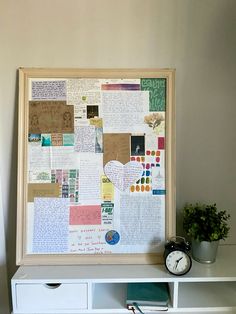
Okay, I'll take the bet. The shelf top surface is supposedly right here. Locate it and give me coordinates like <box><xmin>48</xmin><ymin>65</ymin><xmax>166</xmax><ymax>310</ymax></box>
<box><xmin>12</xmin><ymin>245</ymin><xmax>236</xmax><ymax>283</ymax></box>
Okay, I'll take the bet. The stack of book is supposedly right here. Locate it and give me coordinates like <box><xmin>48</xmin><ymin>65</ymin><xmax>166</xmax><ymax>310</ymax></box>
<box><xmin>126</xmin><ymin>282</ymin><xmax>169</xmax><ymax>313</ymax></box>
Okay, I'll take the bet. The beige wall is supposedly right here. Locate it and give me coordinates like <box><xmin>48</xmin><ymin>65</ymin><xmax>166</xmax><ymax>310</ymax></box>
<box><xmin>0</xmin><ymin>0</ymin><xmax>236</xmax><ymax>311</ymax></box>
<box><xmin>0</xmin><ymin>174</ymin><xmax>9</xmax><ymax>313</ymax></box>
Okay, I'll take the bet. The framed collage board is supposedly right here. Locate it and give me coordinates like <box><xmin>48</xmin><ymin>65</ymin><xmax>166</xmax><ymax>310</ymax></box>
<box><xmin>16</xmin><ymin>68</ymin><xmax>175</xmax><ymax>265</ymax></box>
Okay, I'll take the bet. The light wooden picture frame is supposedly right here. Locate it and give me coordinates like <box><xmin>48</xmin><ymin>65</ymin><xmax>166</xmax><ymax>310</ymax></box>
<box><xmin>16</xmin><ymin>68</ymin><xmax>176</xmax><ymax>265</ymax></box>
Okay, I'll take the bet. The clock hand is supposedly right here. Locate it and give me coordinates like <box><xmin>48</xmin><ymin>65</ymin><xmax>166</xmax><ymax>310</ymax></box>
<box><xmin>174</xmin><ymin>257</ymin><xmax>183</xmax><ymax>270</ymax></box>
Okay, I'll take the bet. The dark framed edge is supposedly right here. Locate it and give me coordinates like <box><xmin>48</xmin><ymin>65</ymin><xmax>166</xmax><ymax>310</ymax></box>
<box><xmin>16</xmin><ymin>68</ymin><xmax>176</xmax><ymax>265</ymax></box>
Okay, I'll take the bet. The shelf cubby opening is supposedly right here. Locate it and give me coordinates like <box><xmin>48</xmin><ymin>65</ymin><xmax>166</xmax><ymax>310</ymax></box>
<box><xmin>178</xmin><ymin>281</ymin><xmax>236</xmax><ymax>309</ymax></box>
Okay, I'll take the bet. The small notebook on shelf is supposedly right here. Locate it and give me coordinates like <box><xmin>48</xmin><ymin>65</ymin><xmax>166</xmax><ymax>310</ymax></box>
<box><xmin>126</xmin><ymin>282</ymin><xmax>169</xmax><ymax>312</ymax></box>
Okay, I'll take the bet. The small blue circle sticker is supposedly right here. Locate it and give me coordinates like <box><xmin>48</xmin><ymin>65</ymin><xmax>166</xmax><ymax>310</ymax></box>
<box><xmin>105</xmin><ymin>230</ymin><xmax>120</xmax><ymax>245</ymax></box>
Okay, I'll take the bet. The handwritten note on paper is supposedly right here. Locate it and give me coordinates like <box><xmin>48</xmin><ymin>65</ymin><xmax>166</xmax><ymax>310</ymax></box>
<box><xmin>68</xmin><ymin>227</ymin><xmax>109</xmax><ymax>254</ymax></box>
<box><xmin>29</xmin><ymin>145</ymin><xmax>51</xmax><ymax>170</ymax></box>
<box><xmin>66</xmin><ymin>79</ymin><xmax>80</xmax><ymax>106</ymax></box>
<box><xmin>67</xmin><ymin>78</ymin><xmax>101</xmax><ymax>111</ymax></box>
<box><xmin>28</xmin><ymin>183</ymin><xmax>60</xmax><ymax>202</ymax></box>
<box><xmin>103</xmin><ymin>133</ymin><xmax>130</xmax><ymax>166</ymax></box>
<box><xmin>78</xmin><ymin>91</ymin><xmax>101</xmax><ymax>106</ymax></box>
<box><xmin>29</xmin><ymin>101</ymin><xmax>74</xmax><ymax>134</ymax></box>
<box><xmin>77</xmin><ymin>79</ymin><xmax>101</xmax><ymax>91</ymax></box>
<box><xmin>104</xmin><ymin>161</ymin><xmax>143</xmax><ymax>192</ymax></box>
<box><xmin>32</xmin><ymin>197</ymin><xmax>69</xmax><ymax>253</ymax></box>
<box><xmin>50</xmin><ymin>146</ymin><xmax>80</xmax><ymax>169</ymax></box>
<box><xmin>79</xmin><ymin>154</ymin><xmax>103</xmax><ymax>203</ymax></box>
<box><xmin>119</xmin><ymin>194</ymin><xmax>165</xmax><ymax>252</ymax></box>
<box><xmin>70</xmin><ymin>205</ymin><xmax>101</xmax><ymax>225</ymax></box>
<box><xmin>31</xmin><ymin>80</ymin><xmax>67</xmax><ymax>100</ymax></box>
<box><xmin>101</xmin><ymin>91</ymin><xmax>149</xmax><ymax>133</ymax></box>
<box><xmin>74</xmin><ymin>125</ymin><xmax>96</xmax><ymax>153</ymax></box>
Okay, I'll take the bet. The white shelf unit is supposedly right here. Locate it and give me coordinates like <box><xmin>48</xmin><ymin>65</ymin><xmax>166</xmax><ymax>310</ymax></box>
<box><xmin>11</xmin><ymin>245</ymin><xmax>236</xmax><ymax>314</ymax></box>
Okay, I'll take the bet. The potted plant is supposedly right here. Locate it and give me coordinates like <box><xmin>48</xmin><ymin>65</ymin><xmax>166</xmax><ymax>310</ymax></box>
<box><xmin>183</xmin><ymin>203</ymin><xmax>230</xmax><ymax>263</ymax></box>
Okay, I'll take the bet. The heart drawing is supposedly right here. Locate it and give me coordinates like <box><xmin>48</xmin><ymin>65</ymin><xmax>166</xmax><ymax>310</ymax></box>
<box><xmin>104</xmin><ymin>160</ymin><xmax>143</xmax><ymax>192</ymax></box>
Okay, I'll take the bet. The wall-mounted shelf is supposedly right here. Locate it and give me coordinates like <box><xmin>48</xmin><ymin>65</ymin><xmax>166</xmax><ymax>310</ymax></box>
<box><xmin>11</xmin><ymin>245</ymin><xmax>236</xmax><ymax>314</ymax></box>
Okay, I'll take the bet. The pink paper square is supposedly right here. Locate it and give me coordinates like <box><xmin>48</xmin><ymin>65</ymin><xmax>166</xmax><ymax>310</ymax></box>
<box><xmin>70</xmin><ymin>205</ymin><xmax>101</xmax><ymax>225</ymax></box>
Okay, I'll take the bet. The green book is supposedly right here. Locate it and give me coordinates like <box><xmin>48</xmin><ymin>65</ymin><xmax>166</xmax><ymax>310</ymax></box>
<box><xmin>126</xmin><ymin>282</ymin><xmax>169</xmax><ymax>307</ymax></box>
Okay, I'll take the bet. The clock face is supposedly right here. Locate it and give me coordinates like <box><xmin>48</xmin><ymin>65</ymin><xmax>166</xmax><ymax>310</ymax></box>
<box><xmin>165</xmin><ymin>250</ymin><xmax>192</xmax><ymax>275</ymax></box>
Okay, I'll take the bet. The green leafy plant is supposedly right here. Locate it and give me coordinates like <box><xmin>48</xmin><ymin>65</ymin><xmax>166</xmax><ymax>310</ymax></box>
<box><xmin>183</xmin><ymin>203</ymin><xmax>230</xmax><ymax>242</ymax></box>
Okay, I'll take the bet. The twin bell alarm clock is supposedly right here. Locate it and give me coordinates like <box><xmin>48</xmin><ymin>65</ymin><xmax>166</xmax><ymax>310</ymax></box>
<box><xmin>164</xmin><ymin>236</ymin><xmax>192</xmax><ymax>276</ymax></box>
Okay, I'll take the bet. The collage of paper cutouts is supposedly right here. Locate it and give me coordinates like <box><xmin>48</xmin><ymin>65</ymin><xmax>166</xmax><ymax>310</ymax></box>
<box><xmin>27</xmin><ymin>77</ymin><xmax>167</xmax><ymax>255</ymax></box>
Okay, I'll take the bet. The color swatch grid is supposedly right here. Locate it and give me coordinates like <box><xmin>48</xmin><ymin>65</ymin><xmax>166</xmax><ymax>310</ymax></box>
<box><xmin>130</xmin><ymin>150</ymin><xmax>162</xmax><ymax>193</ymax></box>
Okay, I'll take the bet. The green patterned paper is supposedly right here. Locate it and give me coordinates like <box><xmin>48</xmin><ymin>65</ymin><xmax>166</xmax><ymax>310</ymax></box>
<box><xmin>141</xmin><ymin>78</ymin><xmax>166</xmax><ymax>111</ymax></box>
